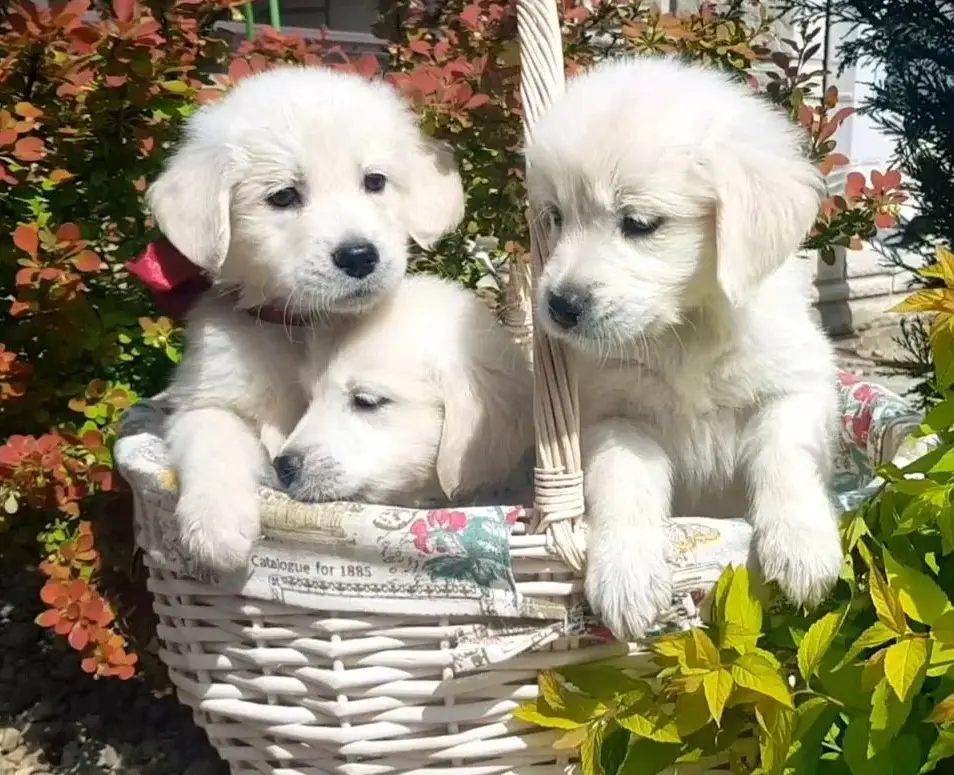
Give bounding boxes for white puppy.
[148,66,464,572]
[525,56,842,640]
[274,274,534,508]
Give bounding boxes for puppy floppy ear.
[436,346,533,501]
[403,135,466,249]
[709,138,822,306]
[147,140,232,274]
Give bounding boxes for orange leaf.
[48,169,73,184]
[68,623,90,651]
[14,102,42,119]
[80,657,99,674]
[39,581,65,605]
[12,224,38,258]
[13,136,45,161]
[72,250,103,272]
[36,609,60,628]
[56,223,81,242]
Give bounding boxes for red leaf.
[56,223,81,242]
[13,224,38,258]
[352,54,380,79]
[460,4,481,29]
[39,581,65,605]
[844,172,866,200]
[54,617,73,635]
[875,211,896,229]
[112,0,136,23]
[14,102,42,119]
[14,136,45,161]
[409,39,431,55]
[465,93,490,109]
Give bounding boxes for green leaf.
[617,739,681,775]
[919,396,954,436]
[785,697,839,775]
[869,563,908,634]
[839,621,899,668]
[560,663,648,701]
[702,669,733,724]
[798,606,847,681]
[930,609,954,645]
[755,700,793,775]
[843,716,887,775]
[869,677,917,757]
[730,652,793,708]
[599,725,631,775]
[921,729,954,774]
[883,549,952,626]
[883,637,929,702]
[673,690,711,737]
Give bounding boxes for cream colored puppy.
[149,66,464,573]
[274,274,534,508]
[525,56,842,640]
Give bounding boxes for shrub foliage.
[0,0,903,714]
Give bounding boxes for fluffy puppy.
[525,56,842,640]
[150,65,464,573]
[274,274,534,508]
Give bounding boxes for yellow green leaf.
[715,565,762,651]
[839,620,899,668]
[552,725,588,750]
[651,633,690,661]
[539,671,568,713]
[579,723,605,775]
[512,702,584,730]
[869,676,914,757]
[560,664,648,701]
[861,648,888,690]
[922,729,954,775]
[160,80,191,93]
[883,637,929,702]
[755,700,793,775]
[869,563,908,634]
[883,549,952,626]
[798,606,847,681]
[684,628,721,672]
[891,288,953,315]
[928,691,954,724]
[702,668,733,724]
[730,653,793,708]
[617,709,682,744]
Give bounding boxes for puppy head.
[525,56,821,351]
[147,65,465,314]
[276,275,533,507]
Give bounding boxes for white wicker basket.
[113,2,931,772]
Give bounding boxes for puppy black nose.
[546,287,589,330]
[332,241,379,279]
[273,452,303,490]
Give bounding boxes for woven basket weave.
[113,2,931,773]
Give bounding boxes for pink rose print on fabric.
[410,509,468,554]
[838,371,859,388]
[504,506,524,525]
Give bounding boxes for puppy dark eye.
[547,205,563,229]
[351,391,390,411]
[363,172,387,193]
[620,215,663,238]
[267,186,302,209]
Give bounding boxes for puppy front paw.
[585,536,673,642]
[175,486,261,574]
[755,500,842,608]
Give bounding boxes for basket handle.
[516,0,587,572]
